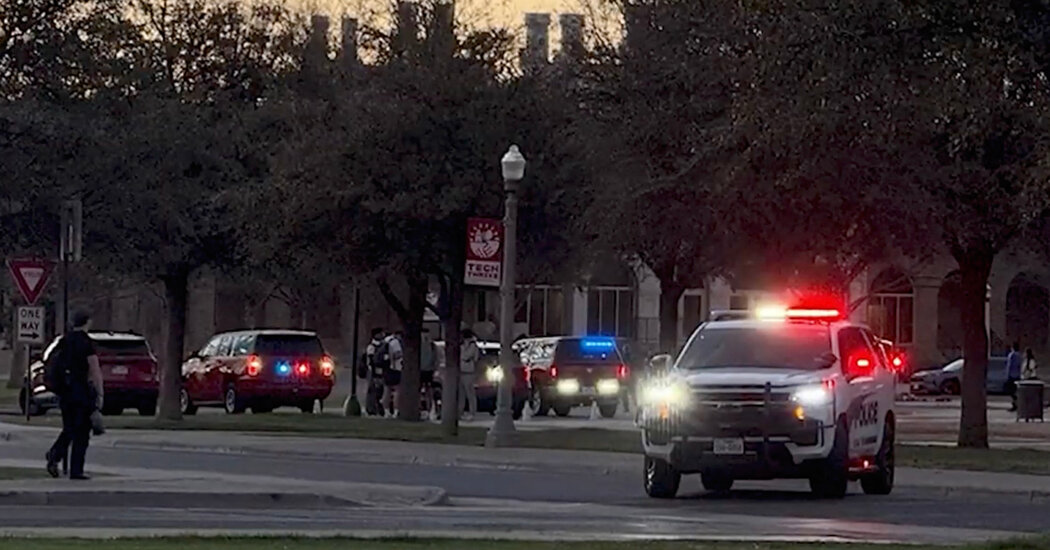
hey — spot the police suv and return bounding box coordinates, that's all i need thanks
[638,305,896,499]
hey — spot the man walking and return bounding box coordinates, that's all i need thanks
[420,328,437,420]
[45,311,103,480]
[382,331,404,418]
[365,328,387,416]
[459,329,479,420]
[1007,342,1022,412]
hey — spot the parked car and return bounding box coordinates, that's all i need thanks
[180,329,335,415]
[909,357,1010,395]
[517,336,630,418]
[21,331,159,417]
[433,340,528,419]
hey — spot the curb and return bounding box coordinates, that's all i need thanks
[0,490,361,509]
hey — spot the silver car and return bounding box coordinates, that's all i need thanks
[909,357,1009,395]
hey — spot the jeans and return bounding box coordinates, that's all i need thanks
[48,385,94,477]
[459,372,477,416]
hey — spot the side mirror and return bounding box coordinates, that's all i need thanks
[649,354,673,373]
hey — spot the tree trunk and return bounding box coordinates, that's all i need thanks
[955,248,994,449]
[396,273,427,422]
[159,267,189,421]
[441,275,465,437]
[658,283,685,354]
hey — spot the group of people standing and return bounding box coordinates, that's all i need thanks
[357,327,483,421]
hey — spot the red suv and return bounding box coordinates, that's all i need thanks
[180,330,335,414]
[22,332,159,416]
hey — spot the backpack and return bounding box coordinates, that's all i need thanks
[43,339,69,394]
[373,339,391,372]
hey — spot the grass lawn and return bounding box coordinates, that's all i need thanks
[11,413,1050,476]
[0,466,52,480]
[0,538,1046,550]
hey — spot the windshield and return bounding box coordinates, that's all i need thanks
[944,360,963,372]
[677,324,832,370]
[253,335,324,356]
[554,338,622,364]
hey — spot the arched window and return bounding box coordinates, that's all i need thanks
[868,268,914,345]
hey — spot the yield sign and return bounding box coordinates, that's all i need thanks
[6,258,55,305]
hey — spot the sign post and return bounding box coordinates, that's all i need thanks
[16,306,43,422]
[464,218,503,288]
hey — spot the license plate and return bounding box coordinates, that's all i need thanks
[111,366,128,375]
[580,386,596,396]
[713,438,745,455]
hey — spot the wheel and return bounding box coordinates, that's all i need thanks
[137,401,157,416]
[861,416,896,495]
[528,385,550,417]
[100,403,123,416]
[180,388,198,415]
[252,405,274,414]
[299,399,315,414]
[599,402,618,418]
[644,456,681,499]
[224,385,246,414]
[809,419,849,499]
[701,472,734,493]
[553,404,572,417]
[18,389,43,417]
[941,379,961,395]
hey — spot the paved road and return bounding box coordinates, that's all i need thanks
[2,431,1049,541]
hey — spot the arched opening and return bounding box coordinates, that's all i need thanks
[937,271,964,361]
[867,268,914,346]
[1005,273,1049,353]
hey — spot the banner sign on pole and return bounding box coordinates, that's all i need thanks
[464,218,503,288]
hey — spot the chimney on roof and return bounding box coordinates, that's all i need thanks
[393,1,420,59]
[340,16,358,69]
[429,1,455,61]
[304,14,330,71]
[558,13,584,62]
[522,13,551,73]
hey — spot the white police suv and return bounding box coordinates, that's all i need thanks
[638,305,896,499]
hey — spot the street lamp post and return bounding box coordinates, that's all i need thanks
[486,145,526,448]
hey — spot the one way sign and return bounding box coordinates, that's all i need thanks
[16,306,45,345]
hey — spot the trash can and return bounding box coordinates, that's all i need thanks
[1016,380,1045,422]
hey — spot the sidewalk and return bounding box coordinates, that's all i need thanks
[0,457,447,508]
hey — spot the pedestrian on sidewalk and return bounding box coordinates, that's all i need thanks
[420,328,437,420]
[365,328,387,417]
[382,331,404,418]
[1022,348,1038,381]
[1007,342,1022,412]
[459,329,479,420]
[45,310,103,480]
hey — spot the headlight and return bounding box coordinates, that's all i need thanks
[791,384,832,407]
[556,379,581,394]
[640,378,688,407]
[597,379,620,395]
[486,366,504,383]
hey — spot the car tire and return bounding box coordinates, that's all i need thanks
[180,388,198,415]
[528,385,550,417]
[18,389,43,417]
[553,404,572,417]
[224,385,246,414]
[861,416,895,495]
[137,401,157,417]
[299,399,315,414]
[644,456,681,499]
[101,403,123,416]
[941,379,961,395]
[809,419,849,499]
[701,472,734,494]
[598,402,618,418]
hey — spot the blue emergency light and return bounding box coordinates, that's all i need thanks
[581,338,615,351]
[276,361,291,376]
